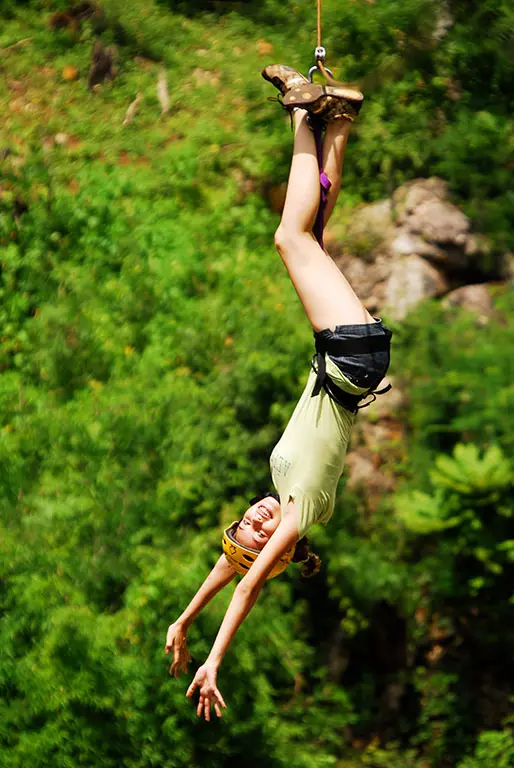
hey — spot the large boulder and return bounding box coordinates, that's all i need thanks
[385,255,449,320]
[442,284,496,324]
[345,448,395,495]
[329,177,492,320]
[405,199,469,246]
[394,177,449,215]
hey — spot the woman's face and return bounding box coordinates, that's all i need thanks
[235,495,281,551]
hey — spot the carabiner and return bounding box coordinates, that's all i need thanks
[308,63,334,83]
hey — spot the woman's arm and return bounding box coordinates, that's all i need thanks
[186,510,299,719]
[165,554,236,676]
[174,554,237,630]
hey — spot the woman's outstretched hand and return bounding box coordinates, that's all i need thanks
[186,663,227,721]
[165,622,191,678]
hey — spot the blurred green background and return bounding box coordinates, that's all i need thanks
[1,0,513,765]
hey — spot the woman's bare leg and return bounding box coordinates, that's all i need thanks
[274,111,374,331]
[322,119,350,226]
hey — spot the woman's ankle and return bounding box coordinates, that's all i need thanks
[292,108,308,126]
[325,117,352,140]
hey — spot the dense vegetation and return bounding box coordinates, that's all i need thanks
[1,0,513,765]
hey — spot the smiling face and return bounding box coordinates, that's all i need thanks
[234,495,281,551]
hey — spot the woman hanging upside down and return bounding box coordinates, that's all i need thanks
[164,65,392,721]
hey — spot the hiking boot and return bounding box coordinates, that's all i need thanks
[261,64,309,96]
[283,83,364,122]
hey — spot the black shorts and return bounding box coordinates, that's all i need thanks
[314,318,392,391]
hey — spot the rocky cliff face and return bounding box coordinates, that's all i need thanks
[323,177,513,500]
[326,177,512,322]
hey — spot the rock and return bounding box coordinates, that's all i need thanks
[406,199,470,245]
[326,176,496,318]
[363,295,380,313]
[394,177,448,214]
[333,251,391,307]
[345,450,376,489]
[391,232,441,259]
[384,255,449,320]
[346,199,395,250]
[442,284,495,323]
[345,448,395,495]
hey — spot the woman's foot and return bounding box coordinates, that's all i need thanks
[283,83,364,123]
[261,64,309,95]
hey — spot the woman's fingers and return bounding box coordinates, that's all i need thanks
[173,644,183,675]
[185,668,226,722]
[164,625,177,654]
[168,646,190,676]
[214,688,227,710]
[186,679,198,698]
[164,636,173,654]
[169,660,182,677]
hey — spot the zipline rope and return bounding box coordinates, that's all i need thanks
[313,0,338,87]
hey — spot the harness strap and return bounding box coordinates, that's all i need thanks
[311,353,392,413]
[311,333,391,397]
[311,333,392,413]
[311,347,327,398]
[312,119,330,248]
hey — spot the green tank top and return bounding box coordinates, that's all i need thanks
[270,358,368,538]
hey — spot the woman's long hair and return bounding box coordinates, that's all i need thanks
[292,536,322,578]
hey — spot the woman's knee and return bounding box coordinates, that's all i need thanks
[274,224,302,256]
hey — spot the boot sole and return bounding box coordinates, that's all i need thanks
[283,84,364,120]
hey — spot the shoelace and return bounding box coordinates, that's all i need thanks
[266,95,296,129]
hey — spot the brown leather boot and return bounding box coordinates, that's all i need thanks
[283,83,364,122]
[261,64,309,95]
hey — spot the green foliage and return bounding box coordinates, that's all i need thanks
[410,669,461,761]
[397,443,513,535]
[458,728,514,768]
[434,111,514,249]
